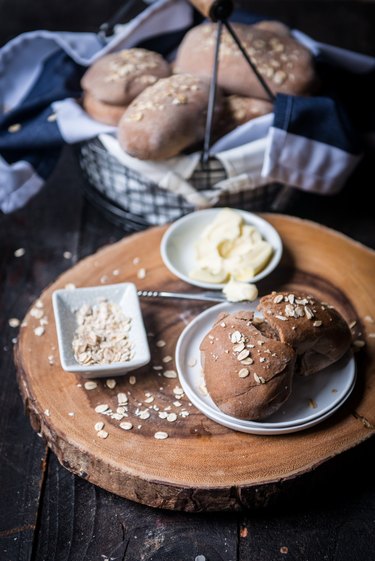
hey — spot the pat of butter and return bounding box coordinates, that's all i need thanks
[223,279,258,302]
[189,208,273,283]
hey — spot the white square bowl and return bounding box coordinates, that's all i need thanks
[52,282,150,378]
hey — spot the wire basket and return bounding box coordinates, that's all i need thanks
[77,137,283,231]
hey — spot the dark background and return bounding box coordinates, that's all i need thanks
[1,2,375,561]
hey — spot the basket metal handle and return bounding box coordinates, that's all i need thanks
[189,0,233,21]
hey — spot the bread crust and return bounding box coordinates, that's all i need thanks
[174,23,317,100]
[82,92,127,126]
[258,291,352,376]
[200,310,296,420]
[81,48,170,106]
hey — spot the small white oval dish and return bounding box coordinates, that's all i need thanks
[175,302,356,435]
[52,282,150,378]
[160,208,283,290]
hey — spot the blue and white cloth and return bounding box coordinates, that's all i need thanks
[0,0,374,213]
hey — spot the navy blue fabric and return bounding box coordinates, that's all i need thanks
[0,50,84,167]
[274,94,363,155]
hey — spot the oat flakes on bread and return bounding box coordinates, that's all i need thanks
[81,48,170,107]
[174,22,317,100]
[258,291,352,376]
[118,73,224,160]
[200,310,296,420]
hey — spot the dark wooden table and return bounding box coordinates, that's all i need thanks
[1,2,375,560]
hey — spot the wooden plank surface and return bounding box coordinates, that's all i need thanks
[1,0,375,558]
[15,212,375,512]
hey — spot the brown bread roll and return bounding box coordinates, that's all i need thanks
[215,94,274,137]
[257,291,352,376]
[200,310,296,420]
[174,22,317,100]
[81,48,170,107]
[118,73,224,161]
[82,92,127,126]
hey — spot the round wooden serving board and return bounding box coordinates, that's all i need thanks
[15,214,375,511]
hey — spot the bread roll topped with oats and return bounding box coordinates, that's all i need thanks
[258,291,352,376]
[174,23,317,100]
[200,291,351,420]
[118,73,224,160]
[200,310,296,420]
[81,48,170,124]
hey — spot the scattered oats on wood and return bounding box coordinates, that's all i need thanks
[97,430,108,439]
[112,269,120,276]
[144,396,154,404]
[44,409,50,416]
[349,320,357,329]
[129,375,136,385]
[259,357,266,363]
[154,431,169,440]
[162,355,173,363]
[313,320,322,327]
[100,275,109,284]
[233,342,245,353]
[173,400,182,407]
[14,247,25,257]
[95,422,104,431]
[364,315,374,323]
[368,333,375,338]
[163,370,177,379]
[68,412,75,417]
[95,404,109,413]
[180,410,190,417]
[173,386,184,396]
[137,268,146,280]
[40,317,48,326]
[8,318,20,328]
[120,421,133,430]
[238,368,249,378]
[132,257,140,265]
[106,379,116,389]
[153,365,163,371]
[158,411,168,419]
[35,299,44,308]
[220,322,226,327]
[84,381,98,390]
[167,413,177,422]
[139,410,151,420]
[34,326,45,336]
[156,340,166,348]
[30,307,44,319]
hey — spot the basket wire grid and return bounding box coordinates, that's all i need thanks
[78,138,282,231]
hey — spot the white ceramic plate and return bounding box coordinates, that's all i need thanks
[160,208,283,290]
[175,302,356,435]
[52,283,151,377]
